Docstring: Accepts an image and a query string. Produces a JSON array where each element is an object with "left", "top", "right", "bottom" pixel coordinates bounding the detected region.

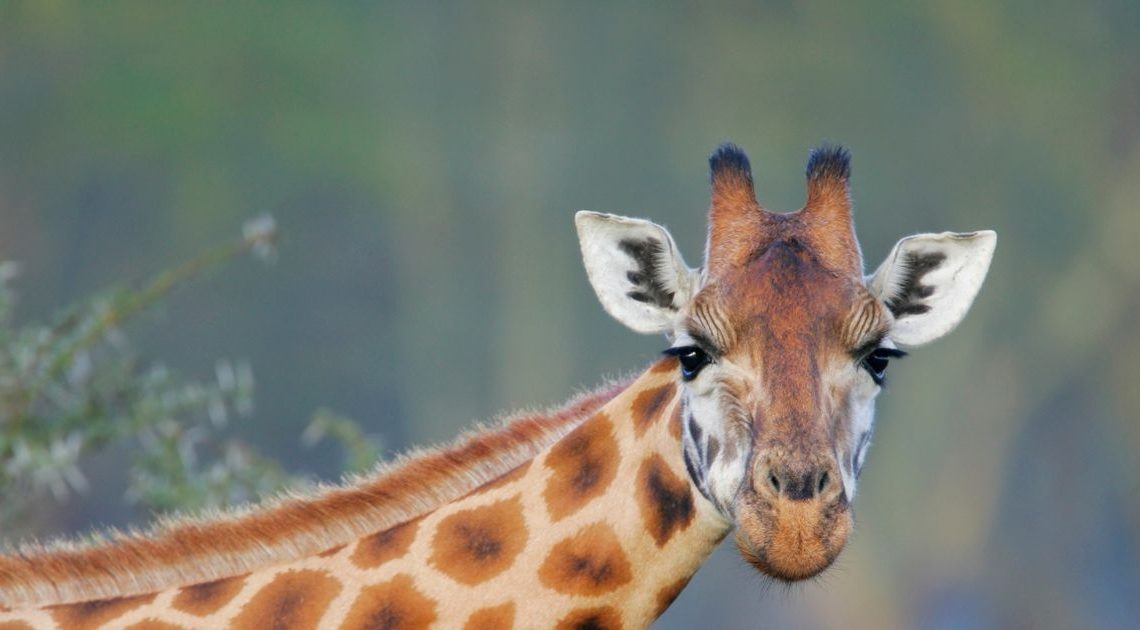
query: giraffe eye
[
  {"left": 664, "top": 346, "right": 711, "bottom": 381},
  {"left": 861, "top": 347, "right": 906, "bottom": 385}
]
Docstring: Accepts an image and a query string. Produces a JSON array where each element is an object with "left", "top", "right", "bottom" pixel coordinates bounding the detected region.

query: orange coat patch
[
  {"left": 555, "top": 605, "right": 624, "bottom": 630},
  {"left": 636, "top": 454, "right": 695, "bottom": 547},
  {"left": 351, "top": 518, "right": 421, "bottom": 570},
  {"left": 341, "top": 574, "right": 438, "bottom": 630},
  {"left": 47, "top": 594, "right": 156, "bottom": 630},
  {"left": 462, "top": 602, "right": 515, "bottom": 629},
  {"left": 229, "top": 570, "right": 340, "bottom": 630},
  {"left": 538, "top": 523, "right": 633, "bottom": 596},
  {"left": 631, "top": 383, "right": 676, "bottom": 437},
  {"left": 428, "top": 496, "right": 527, "bottom": 586},
  {"left": 172, "top": 574, "right": 247, "bottom": 617},
  {"left": 542, "top": 413, "right": 620, "bottom": 522}
]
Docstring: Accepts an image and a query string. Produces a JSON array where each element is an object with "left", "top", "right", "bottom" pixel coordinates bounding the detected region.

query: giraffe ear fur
[
  {"left": 867, "top": 230, "right": 996, "bottom": 346},
  {"left": 575, "top": 211, "right": 699, "bottom": 335}
]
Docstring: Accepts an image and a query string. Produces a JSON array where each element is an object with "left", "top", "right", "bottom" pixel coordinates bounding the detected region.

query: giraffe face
[
  {"left": 577, "top": 143, "right": 995, "bottom": 583},
  {"left": 673, "top": 248, "right": 882, "bottom": 580}
]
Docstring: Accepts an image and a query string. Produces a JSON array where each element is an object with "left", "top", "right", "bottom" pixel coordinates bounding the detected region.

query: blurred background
[{"left": 1, "top": 2, "right": 1138, "bottom": 628}]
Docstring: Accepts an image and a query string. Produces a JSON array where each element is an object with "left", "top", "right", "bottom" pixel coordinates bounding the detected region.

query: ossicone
[
  {"left": 710, "top": 143, "right": 753, "bottom": 186},
  {"left": 800, "top": 142, "right": 861, "bottom": 276},
  {"left": 709, "top": 143, "right": 757, "bottom": 207},
  {"left": 803, "top": 142, "right": 853, "bottom": 217},
  {"left": 805, "top": 143, "right": 851, "bottom": 183}
]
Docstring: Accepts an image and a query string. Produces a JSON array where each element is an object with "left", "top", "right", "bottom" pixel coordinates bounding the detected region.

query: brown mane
[{"left": 0, "top": 377, "right": 630, "bottom": 608}]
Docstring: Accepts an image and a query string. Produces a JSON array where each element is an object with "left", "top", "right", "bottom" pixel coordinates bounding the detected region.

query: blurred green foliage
[{"left": 0, "top": 218, "right": 378, "bottom": 535}]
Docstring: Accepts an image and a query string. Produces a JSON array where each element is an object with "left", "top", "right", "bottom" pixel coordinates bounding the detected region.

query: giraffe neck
[{"left": 2, "top": 359, "right": 732, "bottom": 629}]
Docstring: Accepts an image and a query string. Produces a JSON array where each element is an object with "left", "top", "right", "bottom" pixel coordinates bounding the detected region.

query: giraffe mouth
[{"left": 733, "top": 492, "right": 853, "bottom": 581}]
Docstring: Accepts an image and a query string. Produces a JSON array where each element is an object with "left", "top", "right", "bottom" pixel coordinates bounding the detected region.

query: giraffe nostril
[
  {"left": 817, "top": 471, "right": 829, "bottom": 495},
  {"left": 769, "top": 473, "right": 781, "bottom": 493}
]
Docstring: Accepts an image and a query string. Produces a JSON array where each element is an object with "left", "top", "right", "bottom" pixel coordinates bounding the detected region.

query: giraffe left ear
[
  {"left": 576, "top": 211, "right": 700, "bottom": 335},
  {"left": 867, "top": 230, "right": 996, "bottom": 346}
]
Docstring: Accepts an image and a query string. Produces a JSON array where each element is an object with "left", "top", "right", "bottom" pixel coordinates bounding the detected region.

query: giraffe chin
[{"left": 733, "top": 493, "right": 853, "bottom": 582}]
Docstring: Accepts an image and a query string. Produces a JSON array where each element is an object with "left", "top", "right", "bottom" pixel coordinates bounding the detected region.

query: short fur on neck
[{"left": 0, "top": 377, "right": 630, "bottom": 608}]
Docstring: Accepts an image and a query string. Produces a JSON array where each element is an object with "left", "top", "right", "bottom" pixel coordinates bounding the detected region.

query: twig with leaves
[{"left": 0, "top": 215, "right": 379, "bottom": 538}]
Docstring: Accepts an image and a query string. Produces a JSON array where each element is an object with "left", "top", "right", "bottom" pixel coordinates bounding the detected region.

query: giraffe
[{"left": 0, "top": 143, "right": 996, "bottom": 629}]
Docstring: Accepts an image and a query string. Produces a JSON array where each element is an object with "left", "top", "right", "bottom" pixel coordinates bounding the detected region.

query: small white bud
[{"left": 243, "top": 214, "right": 279, "bottom": 263}]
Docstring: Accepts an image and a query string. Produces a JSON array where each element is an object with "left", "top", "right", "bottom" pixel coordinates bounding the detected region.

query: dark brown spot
[
  {"left": 342, "top": 574, "right": 438, "bottom": 630},
  {"left": 229, "top": 569, "right": 340, "bottom": 630},
  {"left": 683, "top": 447, "right": 703, "bottom": 489},
  {"left": 539, "top": 523, "right": 633, "bottom": 596},
  {"left": 173, "top": 574, "right": 248, "bottom": 617},
  {"left": 687, "top": 415, "right": 702, "bottom": 444},
  {"left": 543, "top": 414, "right": 619, "bottom": 521},
  {"left": 637, "top": 454, "right": 695, "bottom": 547},
  {"left": 48, "top": 594, "right": 156, "bottom": 630},
  {"left": 619, "top": 238, "right": 675, "bottom": 308},
  {"left": 463, "top": 602, "right": 516, "bottom": 629},
  {"left": 352, "top": 518, "right": 421, "bottom": 569},
  {"left": 632, "top": 383, "right": 676, "bottom": 437},
  {"left": 555, "top": 606, "right": 624, "bottom": 630},
  {"left": 653, "top": 576, "right": 693, "bottom": 617},
  {"left": 887, "top": 251, "right": 946, "bottom": 316},
  {"left": 429, "top": 496, "right": 527, "bottom": 585},
  {"left": 706, "top": 436, "right": 721, "bottom": 465}
]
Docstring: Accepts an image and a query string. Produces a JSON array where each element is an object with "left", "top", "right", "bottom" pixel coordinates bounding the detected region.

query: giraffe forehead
[{"left": 693, "top": 240, "right": 862, "bottom": 357}]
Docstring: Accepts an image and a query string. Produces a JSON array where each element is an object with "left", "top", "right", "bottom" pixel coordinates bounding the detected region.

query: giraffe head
[{"left": 576, "top": 143, "right": 995, "bottom": 581}]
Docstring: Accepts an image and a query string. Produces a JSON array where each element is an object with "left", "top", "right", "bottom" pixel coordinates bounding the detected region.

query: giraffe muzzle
[{"left": 732, "top": 449, "right": 852, "bottom": 581}]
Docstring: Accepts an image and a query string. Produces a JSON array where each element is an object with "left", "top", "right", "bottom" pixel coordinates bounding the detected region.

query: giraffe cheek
[{"left": 706, "top": 443, "right": 750, "bottom": 512}]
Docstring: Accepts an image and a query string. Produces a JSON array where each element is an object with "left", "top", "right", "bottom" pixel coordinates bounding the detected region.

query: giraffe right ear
[
  {"left": 867, "top": 230, "right": 996, "bottom": 346},
  {"left": 575, "top": 211, "right": 700, "bottom": 335}
]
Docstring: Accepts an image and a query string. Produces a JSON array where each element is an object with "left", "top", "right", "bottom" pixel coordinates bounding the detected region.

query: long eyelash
[
  {"left": 876, "top": 348, "right": 908, "bottom": 359},
  {"left": 853, "top": 340, "right": 880, "bottom": 359}
]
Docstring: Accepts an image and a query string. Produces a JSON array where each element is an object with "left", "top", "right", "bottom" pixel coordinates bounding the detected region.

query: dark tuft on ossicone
[
  {"left": 709, "top": 143, "right": 753, "bottom": 184},
  {"left": 805, "top": 143, "right": 851, "bottom": 182}
]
